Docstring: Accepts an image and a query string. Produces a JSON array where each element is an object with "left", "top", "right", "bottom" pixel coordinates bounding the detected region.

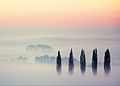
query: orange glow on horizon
[
  {"left": 0, "top": 11, "right": 119, "bottom": 27},
  {"left": 0, "top": 0, "right": 120, "bottom": 27}
]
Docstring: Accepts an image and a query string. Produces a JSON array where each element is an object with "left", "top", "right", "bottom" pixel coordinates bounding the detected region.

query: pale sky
[
  {"left": 0, "top": 0, "right": 120, "bottom": 60},
  {"left": 0, "top": 0, "right": 120, "bottom": 27}
]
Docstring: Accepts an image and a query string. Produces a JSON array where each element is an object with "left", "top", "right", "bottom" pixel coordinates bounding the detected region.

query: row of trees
[{"left": 56, "top": 48, "right": 111, "bottom": 75}]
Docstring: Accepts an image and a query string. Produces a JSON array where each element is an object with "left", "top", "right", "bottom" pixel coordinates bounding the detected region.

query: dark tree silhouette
[
  {"left": 69, "top": 49, "right": 74, "bottom": 66},
  {"left": 104, "top": 49, "right": 111, "bottom": 76},
  {"left": 56, "top": 51, "right": 61, "bottom": 65},
  {"left": 80, "top": 49, "right": 86, "bottom": 74},
  {"left": 69, "top": 48, "right": 74, "bottom": 74},
  {"left": 92, "top": 48, "right": 98, "bottom": 75},
  {"left": 56, "top": 51, "right": 62, "bottom": 74},
  {"left": 104, "top": 49, "right": 111, "bottom": 65}
]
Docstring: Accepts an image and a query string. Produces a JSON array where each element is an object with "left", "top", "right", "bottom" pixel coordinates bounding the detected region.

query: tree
[
  {"left": 104, "top": 49, "right": 111, "bottom": 65},
  {"left": 69, "top": 48, "right": 74, "bottom": 66},
  {"left": 80, "top": 49, "right": 86, "bottom": 74},
  {"left": 92, "top": 48, "right": 98, "bottom": 75},
  {"left": 56, "top": 51, "right": 61, "bottom": 66}
]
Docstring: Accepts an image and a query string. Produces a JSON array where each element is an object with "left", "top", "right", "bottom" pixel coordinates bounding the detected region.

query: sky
[
  {"left": 0, "top": 0, "right": 120, "bottom": 27},
  {"left": 0, "top": 0, "right": 120, "bottom": 42},
  {"left": 0, "top": 0, "right": 120, "bottom": 62}
]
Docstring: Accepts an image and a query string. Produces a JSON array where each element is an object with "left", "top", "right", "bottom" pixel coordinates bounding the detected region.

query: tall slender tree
[
  {"left": 56, "top": 51, "right": 62, "bottom": 74},
  {"left": 92, "top": 48, "right": 98, "bottom": 75},
  {"left": 80, "top": 49, "right": 86, "bottom": 74},
  {"left": 104, "top": 49, "right": 111, "bottom": 65},
  {"left": 56, "top": 51, "right": 61, "bottom": 66},
  {"left": 69, "top": 48, "right": 74, "bottom": 66},
  {"left": 104, "top": 49, "right": 111, "bottom": 75},
  {"left": 80, "top": 49, "right": 86, "bottom": 65}
]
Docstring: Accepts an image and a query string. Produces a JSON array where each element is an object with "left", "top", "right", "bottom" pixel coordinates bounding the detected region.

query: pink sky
[
  {"left": 0, "top": 11, "right": 119, "bottom": 27},
  {"left": 0, "top": 0, "right": 120, "bottom": 27}
]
